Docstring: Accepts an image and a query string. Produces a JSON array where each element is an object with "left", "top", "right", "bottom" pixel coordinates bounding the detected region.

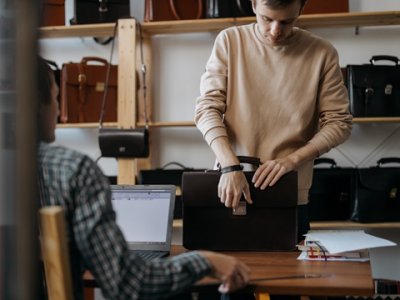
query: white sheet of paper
[{"left": 305, "top": 230, "right": 397, "bottom": 254}]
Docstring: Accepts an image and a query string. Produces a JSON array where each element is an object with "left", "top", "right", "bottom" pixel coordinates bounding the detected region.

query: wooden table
[
  {"left": 170, "top": 246, "right": 373, "bottom": 297},
  {"left": 84, "top": 245, "right": 373, "bottom": 297}
]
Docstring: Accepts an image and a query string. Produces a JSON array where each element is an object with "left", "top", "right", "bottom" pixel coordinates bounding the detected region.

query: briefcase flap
[
  {"left": 357, "top": 167, "right": 400, "bottom": 193},
  {"left": 62, "top": 63, "right": 118, "bottom": 88},
  {"left": 311, "top": 168, "right": 354, "bottom": 194},
  {"left": 349, "top": 65, "right": 400, "bottom": 89},
  {"left": 182, "top": 171, "right": 297, "bottom": 208}
]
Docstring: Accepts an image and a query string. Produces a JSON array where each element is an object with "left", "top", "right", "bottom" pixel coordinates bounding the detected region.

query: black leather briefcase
[
  {"left": 347, "top": 55, "right": 400, "bottom": 117},
  {"left": 182, "top": 159, "right": 298, "bottom": 251},
  {"left": 308, "top": 158, "right": 355, "bottom": 221},
  {"left": 351, "top": 157, "right": 400, "bottom": 223}
]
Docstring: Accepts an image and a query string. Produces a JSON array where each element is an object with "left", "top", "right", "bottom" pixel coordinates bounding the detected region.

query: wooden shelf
[
  {"left": 137, "top": 121, "right": 195, "bottom": 128},
  {"left": 39, "top": 11, "right": 400, "bottom": 38},
  {"left": 56, "top": 122, "right": 118, "bottom": 129},
  {"left": 311, "top": 221, "right": 400, "bottom": 229},
  {"left": 353, "top": 117, "right": 400, "bottom": 123}
]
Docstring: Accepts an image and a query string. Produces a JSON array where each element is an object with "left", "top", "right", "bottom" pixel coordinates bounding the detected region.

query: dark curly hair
[{"left": 37, "top": 56, "right": 53, "bottom": 105}]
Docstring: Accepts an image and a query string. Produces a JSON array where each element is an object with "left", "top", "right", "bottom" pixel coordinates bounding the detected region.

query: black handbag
[
  {"left": 347, "top": 55, "right": 400, "bottom": 117},
  {"left": 308, "top": 158, "right": 355, "bottom": 221},
  {"left": 206, "top": 0, "right": 255, "bottom": 18},
  {"left": 71, "top": 0, "right": 130, "bottom": 25},
  {"left": 98, "top": 22, "right": 150, "bottom": 159},
  {"left": 351, "top": 157, "right": 400, "bottom": 223}
]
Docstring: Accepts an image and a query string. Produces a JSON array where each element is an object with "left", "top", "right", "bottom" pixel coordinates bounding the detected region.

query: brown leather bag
[
  {"left": 41, "top": 0, "right": 65, "bottom": 26},
  {"left": 144, "top": 0, "right": 204, "bottom": 22},
  {"left": 302, "top": 0, "right": 349, "bottom": 14},
  {"left": 60, "top": 57, "right": 118, "bottom": 123}
]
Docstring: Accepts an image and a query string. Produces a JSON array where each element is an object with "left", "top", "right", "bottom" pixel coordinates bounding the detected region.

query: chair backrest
[{"left": 39, "top": 206, "right": 73, "bottom": 300}]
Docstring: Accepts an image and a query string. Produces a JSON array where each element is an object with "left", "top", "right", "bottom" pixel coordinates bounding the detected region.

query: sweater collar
[{"left": 253, "top": 23, "right": 301, "bottom": 50}]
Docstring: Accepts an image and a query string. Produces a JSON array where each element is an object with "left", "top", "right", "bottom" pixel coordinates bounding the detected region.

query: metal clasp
[
  {"left": 233, "top": 201, "right": 247, "bottom": 216},
  {"left": 385, "top": 84, "right": 393, "bottom": 95}
]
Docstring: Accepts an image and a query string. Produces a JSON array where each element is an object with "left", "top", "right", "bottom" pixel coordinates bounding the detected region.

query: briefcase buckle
[
  {"left": 233, "top": 201, "right": 247, "bottom": 216},
  {"left": 385, "top": 84, "right": 393, "bottom": 95}
]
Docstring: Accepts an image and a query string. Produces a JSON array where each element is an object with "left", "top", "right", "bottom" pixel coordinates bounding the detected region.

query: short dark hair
[
  {"left": 37, "top": 56, "right": 53, "bottom": 106},
  {"left": 254, "top": 0, "right": 307, "bottom": 11}
]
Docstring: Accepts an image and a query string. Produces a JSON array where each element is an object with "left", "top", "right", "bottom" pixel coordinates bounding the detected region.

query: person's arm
[{"left": 72, "top": 157, "right": 248, "bottom": 299}]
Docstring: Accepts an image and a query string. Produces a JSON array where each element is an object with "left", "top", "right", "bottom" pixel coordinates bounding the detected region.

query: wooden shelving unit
[
  {"left": 40, "top": 11, "right": 400, "bottom": 38},
  {"left": 41, "top": 11, "right": 400, "bottom": 183}
]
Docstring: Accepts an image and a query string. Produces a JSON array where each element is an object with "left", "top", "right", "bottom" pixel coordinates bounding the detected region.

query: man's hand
[
  {"left": 200, "top": 251, "right": 250, "bottom": 293},
  {"left": 252, "top": 157, "right": 296, "bottom": 189},
  {"left": 218, "top": 171, "right": 253, "bottom": 208}
]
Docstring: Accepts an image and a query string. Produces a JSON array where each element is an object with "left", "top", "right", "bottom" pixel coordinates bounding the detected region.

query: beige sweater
[{"left": 195, "top": 24, "right": 352, "bottom": 204}]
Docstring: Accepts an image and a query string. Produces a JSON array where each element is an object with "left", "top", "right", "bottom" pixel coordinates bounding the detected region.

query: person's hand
[
  {"left": 218, "top": 171, "right": 252, "bottom": 208},
  {"left": 200, "top": 251, "right": 250, "bottom": 293},
  {"left": 252, "top": 156, "right": 296, "bottom": 189}
]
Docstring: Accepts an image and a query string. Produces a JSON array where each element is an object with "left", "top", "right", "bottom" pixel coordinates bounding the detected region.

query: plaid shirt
[{"left": 37, "top": 143, "right": 211, "bottom": 300}]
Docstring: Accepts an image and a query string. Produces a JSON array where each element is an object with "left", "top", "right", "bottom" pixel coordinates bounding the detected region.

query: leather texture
[
  {"left": 72, "top": 0, "right": 130, "bottom": 25},
  {"left": 302, "top": 0, "right": 349, "bottom": 14},
  {"left": 182, "top": 170, "right": 298, "bottom": 251},
  {"left": 309, "top": 158, "right": 355, "bottom": 221},
  {"left": 41, "top": 0, "right": 65, "bottom": 26},
  {"left": 98, "top": 127, "right": 149, "bottom": 158},
  {"left": 347, "top": 55, "right": 400, "bottom": 117},
  {"left": 351, "top": 157, "right": 400, "bottom": 223},
  {"left": 144, "top": 0, "right": 204, "bottom": 22},
  {"left": 60, "top": 57, "right": 118, "bottom": 123},
  {"left": 206, "top": 0, "right": 254, "bottom": 18}
]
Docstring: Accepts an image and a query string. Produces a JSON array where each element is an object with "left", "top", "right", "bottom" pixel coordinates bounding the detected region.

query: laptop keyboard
[{"left": 131, "top": 250, "right": 167, "bottom": 261}]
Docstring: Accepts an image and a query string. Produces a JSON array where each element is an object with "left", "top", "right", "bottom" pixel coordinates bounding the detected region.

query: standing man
[{"left": 195, "top": 0, "right": 352, "bottom": 241}]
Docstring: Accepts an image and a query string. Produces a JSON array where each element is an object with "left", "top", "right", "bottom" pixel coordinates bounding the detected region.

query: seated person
[{"left": 36, "top": 56, "right": 250, "bottom": 300}]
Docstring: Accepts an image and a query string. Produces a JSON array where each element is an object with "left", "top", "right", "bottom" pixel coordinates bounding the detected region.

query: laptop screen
[{"left": 110, "top": 185, "right": 176, "bottom": 252}]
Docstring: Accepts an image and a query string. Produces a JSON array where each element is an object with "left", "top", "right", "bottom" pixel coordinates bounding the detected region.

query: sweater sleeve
[
  {"left": 195, "top": 31, "right": 230, "bottom": 146},
  {"left": 308, "top": 48, "right": 353, "bottom": 155}
]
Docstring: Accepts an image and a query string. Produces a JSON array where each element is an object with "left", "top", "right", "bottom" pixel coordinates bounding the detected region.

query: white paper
[{"left": 305, "top": 230, "right": 397, "bottom": 254}]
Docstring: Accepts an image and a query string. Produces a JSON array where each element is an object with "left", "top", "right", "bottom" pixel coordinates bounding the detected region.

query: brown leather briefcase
[
  {"left": 182, "top": 165, "right": 298, "bottom": 251},
  {"left": 144, "top": 0, "right": 204, "bottom": 22},
  {"left": 41, "top": 0, "right": 65, "bottom": 26},
  {"left": 302, "top": 0, "right": 348, "bottom": 14},
  {"left": 60, "top": 57, "right": 118, "bottom": 123}
]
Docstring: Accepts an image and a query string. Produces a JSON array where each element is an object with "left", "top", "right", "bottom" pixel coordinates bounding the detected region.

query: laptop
[{"left": 110, "top": 185, "right": 176, "bottom": 260}]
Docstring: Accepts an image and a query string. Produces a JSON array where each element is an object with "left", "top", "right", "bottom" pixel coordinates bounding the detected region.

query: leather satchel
[
  {"left": 144, "top": 0, "right": 204, "bottom": 22},
  {"left": 182, "top": 156, "right": 298, "bottom": 251},
  {"left": 98, "top": 128, "right": 149, "bottom": 158},
  {"left": 60, "top": 57, "right": 118, "bottom": 123},
  {"left": 41, "top": 0, "right": 65, "bottom": 26},
  {"left": 71, "top": 0, "right": 130, "bottom": 25},
  {"left": 308, "top": 158, "right": 355, "bottom": 221},
  {"left": 347, "top": 55, "right": 400, "bottom": 117},
  {"left": 206, "top": 0, "right": 255, "bottom": 18},
  {"left": 351, "top": 157, "right": 400, "bottom": 223}
]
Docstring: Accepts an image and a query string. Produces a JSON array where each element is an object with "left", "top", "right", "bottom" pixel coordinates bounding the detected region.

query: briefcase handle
[
  {"left": 376, "top": 157, "right": 400, "bottom": 167},
  {"left": 369, "top": 55, "right": 399, "bottom": 65},
  {"left": 313, "top": 158, "right": 337, "bottom": 168}
]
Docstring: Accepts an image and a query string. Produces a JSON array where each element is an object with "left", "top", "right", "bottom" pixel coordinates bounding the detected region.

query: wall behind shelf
[{"left": 40, "top": 0, "right": 400, "bottom": 178}]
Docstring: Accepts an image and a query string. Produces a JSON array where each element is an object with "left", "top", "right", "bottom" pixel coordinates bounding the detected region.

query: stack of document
[{"left": 297, "top": 230, "right": 397, "bottom": 262}]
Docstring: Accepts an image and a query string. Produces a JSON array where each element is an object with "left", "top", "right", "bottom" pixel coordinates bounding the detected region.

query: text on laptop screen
[{"left": 111, "top": 189, "right": 171, "bottom": 244}]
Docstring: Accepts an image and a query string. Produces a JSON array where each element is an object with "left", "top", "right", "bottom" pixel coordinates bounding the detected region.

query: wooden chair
[{"left": 39, "top": 206, "right": 73, "bottom": 300}]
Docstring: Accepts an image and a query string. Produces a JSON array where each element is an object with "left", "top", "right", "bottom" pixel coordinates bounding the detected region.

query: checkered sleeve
[{"left": 71, "top": 157, "right": 212, "bottom": 300}]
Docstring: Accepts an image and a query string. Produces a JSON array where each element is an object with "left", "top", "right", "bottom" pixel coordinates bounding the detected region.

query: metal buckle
[{"left": 232, "top": 201, "right": 247, "bottom": 216}]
